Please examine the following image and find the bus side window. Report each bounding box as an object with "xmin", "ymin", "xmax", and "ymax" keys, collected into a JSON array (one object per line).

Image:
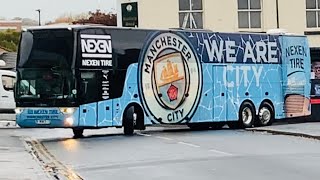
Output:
[{"xmin": 80, "ymin": 71, "xmax": 100, "ymax": 104}]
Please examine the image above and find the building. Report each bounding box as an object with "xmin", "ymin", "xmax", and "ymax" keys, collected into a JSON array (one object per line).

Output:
[
  {"xmin": 0, "ymin": 20, "xmax": 22, "ymax": 32},
  {"xmin": 117, "ymin": 0, "xmax": 320, "ymax": 48}
]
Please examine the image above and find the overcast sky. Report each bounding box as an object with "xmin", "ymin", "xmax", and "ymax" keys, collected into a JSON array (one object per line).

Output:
[{"xmin": 0, "ymin": 0, "xmax": 117, "ymax": 23}]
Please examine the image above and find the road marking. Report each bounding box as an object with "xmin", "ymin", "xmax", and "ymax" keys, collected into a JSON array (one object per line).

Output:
[
  {"xmin": 136, "ymin": 132, "xmax": 152, "ymax": 137},
  {"xmin": 155, "ymin": 136, "xmax": 174, "ymax": 141},
  {"xmin": 24, "ymin": 137, "xmax": 83, "ymax": 180},
  {"xmin": 209, "ymin": 149, "xmax": 233, "ymax": 156},
  {"xmin": 178, "ymin": 141, "xmax": 200, "ymax": 148}
]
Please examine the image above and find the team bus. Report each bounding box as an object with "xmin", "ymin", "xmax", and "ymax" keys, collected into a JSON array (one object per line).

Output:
[{"xmin": 15, "ymin": 25, "xmax": 311, "ymax": 137}]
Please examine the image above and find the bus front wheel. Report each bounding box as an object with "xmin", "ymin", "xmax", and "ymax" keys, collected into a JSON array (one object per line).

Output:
[
  {"xmin": 228, "ymin": 102, "xmax": 255, "ymax": 129},
  {"xmin": 123, "ymin": 106, "xmax": 135, "ymax": 135},
  {"xmin": 72, "ymin": 128, "xmax": 84, "ymax": 138},
  {"xmin": 239, "ymin": 102, "xmax": 255, "ymax": 128}
]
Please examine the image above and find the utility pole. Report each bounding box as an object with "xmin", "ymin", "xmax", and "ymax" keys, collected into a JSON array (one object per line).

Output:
[
  {"xmin": 36, "ymin": 9, "xmax": 41, "ymax": 26},
  {"xmin": 276, "ymin": 0, "xmax": 279, "ymax": 28}
]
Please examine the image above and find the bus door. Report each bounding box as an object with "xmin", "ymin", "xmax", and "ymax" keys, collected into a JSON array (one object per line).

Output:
[
  {"xmin": 78, "ymin": 70, "xmax": 100, "ymax": 127},
  {"xmin": 213, "ymin": 65, "xmax": 227, "ymax": 121}
]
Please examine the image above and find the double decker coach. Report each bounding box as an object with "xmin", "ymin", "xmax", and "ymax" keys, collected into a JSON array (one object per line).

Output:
[{"xmin": 15, "ymin": 25, "xmax": 311, "ymax": 137}]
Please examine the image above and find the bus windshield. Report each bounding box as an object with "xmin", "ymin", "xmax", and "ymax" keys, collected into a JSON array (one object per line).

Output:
[
  {"xmin": 17, "ymin": 29, "xmax": 74, "ymax": 68},
  {"xmin": 16, "ymin": 68, "xmax": 75, "ymax": 100},
  {"xmin": 15, "ymin": 29, "xmax": 76, "ymax": 106}
]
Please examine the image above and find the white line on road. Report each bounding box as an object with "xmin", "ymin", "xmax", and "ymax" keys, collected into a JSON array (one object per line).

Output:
[
  {"xmin": 155, "ymin": 136, "xmax": 174, "ymax": 141},
  {"xmin": 209, "ymin": 149, "xmax": 233, "ymax": 156},
  {"xmin": 178, "ymin": 141, "xmax": 201, "ymax": 148},
  {"xmin": 136, "ymin": 132, "xmax": 152, "ymax": 137}
]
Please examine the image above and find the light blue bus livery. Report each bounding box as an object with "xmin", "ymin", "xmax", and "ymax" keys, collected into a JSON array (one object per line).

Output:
[{"xmin": 15, "ymin": 26, "xmax": 311, "ymax": 137}]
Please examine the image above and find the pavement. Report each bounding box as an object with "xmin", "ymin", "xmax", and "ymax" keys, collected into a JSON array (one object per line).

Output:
[
  {"xmin": 0, "ymin": 114, "xmax": 51, "ymax": 180},
  {"xmin": 248, "ymin": 122, "xmax": 320, "ymax": 140},
  {"xmin": 0, "ymin": 114, "xmax": 17, "ymax": 129},
  {"xmin": 0, "ymin": 119, "xmax": 320, "ymax": 179},
  {"xmin": 0, "ymin": 129, "xmax": 50, "ymax": 180}
]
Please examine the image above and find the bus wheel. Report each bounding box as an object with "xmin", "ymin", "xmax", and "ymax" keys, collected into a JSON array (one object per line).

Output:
[
  {"xmin": 239, "ymin": 102, "xmax": 255, "ymax": 128},
  {"xmin": 257, "ymin": 102, "xmax": 274, "ymax": 126},
  {"xmin": 123, "ymin": 106, "xmax": 135, "ymax": 136},
  {"xmin": 134, "ymin": 105, "xmax": 145, "ymax": 130},
  {"xmin": 72, "ymin": 128, "xmax": 84, "ymax": 138}
]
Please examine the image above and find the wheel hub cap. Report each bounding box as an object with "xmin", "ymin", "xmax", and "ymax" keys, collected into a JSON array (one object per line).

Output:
[
  {"xmin": 242, "ymin": 107, "xmax": 252, "ymax": 125},
  {"xmin": 259, "ymin": 107, "xmax": 271, "ymax": 124}
]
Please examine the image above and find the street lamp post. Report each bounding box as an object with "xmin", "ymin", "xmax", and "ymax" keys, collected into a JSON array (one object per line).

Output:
[
  {"xmin": 276, "ymin": 0, "xmax": 279, "ymax": 28},
  {"xmin": 36, "ymin": 9, "xmax": 41, "ymax": 26}
]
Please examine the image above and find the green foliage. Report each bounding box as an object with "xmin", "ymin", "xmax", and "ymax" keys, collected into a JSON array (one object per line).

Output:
[{"xmin": 0, "ymin": 30, "xmax": 20, "ymax": 52}]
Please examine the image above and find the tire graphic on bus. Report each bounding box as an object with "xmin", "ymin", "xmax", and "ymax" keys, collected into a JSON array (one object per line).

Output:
[{"xmin": 139, "ymin": 32, "xmax": 202, "ymax": 124}]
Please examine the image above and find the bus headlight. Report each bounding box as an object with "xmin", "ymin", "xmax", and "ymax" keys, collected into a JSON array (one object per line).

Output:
[
  {"xmin": 15, "ymin": 108, "xmax": 23, "ymax": 114},
  {"xmin": 65, "ymin": 117, "xmax": 74, "ymax": 126},
  {"xmin": 59, "ymin": 108, "xmax": 75, "ymax": 115}
]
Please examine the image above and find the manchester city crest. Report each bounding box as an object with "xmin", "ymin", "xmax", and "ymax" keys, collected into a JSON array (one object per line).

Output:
[{"xmin": 139, "ymin": 32, "xmax": 202, "ymax": 124}]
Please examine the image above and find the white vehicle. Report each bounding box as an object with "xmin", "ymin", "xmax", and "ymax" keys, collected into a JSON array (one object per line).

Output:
[{"xmin": 0, "ymin": 69, "xmax": 16, "ymax": 114}]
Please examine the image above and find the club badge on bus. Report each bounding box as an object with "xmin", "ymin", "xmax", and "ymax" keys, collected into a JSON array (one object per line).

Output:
[{"xmin": 139, "ymin": 32, "xmax": 202, "ymax": 124}]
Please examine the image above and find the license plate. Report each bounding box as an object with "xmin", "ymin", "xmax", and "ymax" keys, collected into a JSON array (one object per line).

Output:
[{"xmin": 35, "ymin": 120, "xmax": 51, "ymax": 125}]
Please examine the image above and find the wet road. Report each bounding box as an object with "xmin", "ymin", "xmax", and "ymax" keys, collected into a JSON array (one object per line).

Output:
[{"xmin": 13, "ymin": 127, "xmax": 320, "ymax": 180}]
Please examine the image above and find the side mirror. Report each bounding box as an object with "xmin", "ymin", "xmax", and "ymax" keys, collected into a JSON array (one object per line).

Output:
[{"xmin": 0, "ymin": 60, "xmax": 6, "ymax": 67}]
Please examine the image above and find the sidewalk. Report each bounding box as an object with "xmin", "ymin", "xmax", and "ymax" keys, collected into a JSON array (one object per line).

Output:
[
  {"xmin": 248, "ymin": 122, "xmax": 320, "ymax": 140},
  {"xmin": 0, "ymin": 114, "xmax": 17, "ymax": 129},
  {"xmin": 0, "ymin": 130, "xmax": 50, "ymax": 180}
]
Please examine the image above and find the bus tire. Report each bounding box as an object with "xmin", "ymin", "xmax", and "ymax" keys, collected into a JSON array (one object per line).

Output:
[
  {"xmin": 134, "ymin": 105, "xmax": 145, "ymax": 130},
  {"xmin": 123, "ymin": 106, "xmax": 135, "ymax": 136},
  {"xmin": 239, "ymin": 101, "xmax": 255, "ymax": 128},
  {"xmin": 257, "ymin": 102, "xmax": 274, "ymax": 126},
  {"xmin": 72, "ymin": 128, "xmax": 84, "ymax": 138}
]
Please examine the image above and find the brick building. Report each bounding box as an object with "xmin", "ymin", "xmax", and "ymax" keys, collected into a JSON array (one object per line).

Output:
[{"xmin": 0, "ymin": 20, "xmax": 22, "ymax": 32}]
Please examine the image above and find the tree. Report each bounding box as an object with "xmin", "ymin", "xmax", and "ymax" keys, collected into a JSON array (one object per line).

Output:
[
  {"xmin": 0, "ymin": 30, "xmax": 20, "ymax": 52},
  {"xmin": 73, "ymin": 9, "xmax": 117, "ymax": 26}
]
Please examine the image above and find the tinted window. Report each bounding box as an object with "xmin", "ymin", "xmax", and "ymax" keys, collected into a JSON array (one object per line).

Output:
[
  {"xmin": 109, "ymin": 29, "xmax": 148, "ymax": 98},
  {"xmin": 78, "ymin": 28, "xmax": 150, "ymax": 99},
  {"xmin": 16, "ymin": 69, "xmax": 75, "ymax": 100},
  {"xmin": 110, "ymin": 29, "xmax": 148, "ymax": 69},
  {"xmin": 18, "ymin": 29, "xmax": 74, "ymax": 69},
  {"xmin": 80, "ymin": 71, "xmax": 101, "ymax": 103}
]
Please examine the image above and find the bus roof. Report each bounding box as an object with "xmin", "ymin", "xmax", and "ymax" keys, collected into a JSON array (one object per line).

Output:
[{"xmin": 23, "ymin": 24, "xmax": 307, "ymax": 37}]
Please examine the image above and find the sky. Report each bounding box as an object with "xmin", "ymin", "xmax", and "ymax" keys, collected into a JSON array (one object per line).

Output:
[{"xmin": 0, "ymin": 0, "xmax": 117, "ymax": 23}]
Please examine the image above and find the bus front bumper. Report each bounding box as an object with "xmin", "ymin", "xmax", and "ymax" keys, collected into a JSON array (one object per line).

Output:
[{"xmin": 15, "ymin": 107, "xmax": 79, "ymax": 128}]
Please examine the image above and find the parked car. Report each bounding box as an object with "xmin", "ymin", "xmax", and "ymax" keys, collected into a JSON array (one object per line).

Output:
[{"xmin": 0, "ymin": 69, "xmax": 16, "ymax": 114}]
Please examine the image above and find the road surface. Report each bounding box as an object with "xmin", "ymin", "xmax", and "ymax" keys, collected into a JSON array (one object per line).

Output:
[{"xmin": 12, "ymin": 127, "xmax": 320, "ymax": 180}]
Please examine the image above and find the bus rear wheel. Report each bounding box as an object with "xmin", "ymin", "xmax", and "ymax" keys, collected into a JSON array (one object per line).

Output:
[
  {"xmin": 256, "ymin": 102, "xmax": 274, "ymax": 126},
  {"xmin": 123, "ymin": 106, "xmax": 135, "ymax": 136},
  {"xmin": 72, "ymin": 128, "xmax": 84, "ymax": 138}
]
